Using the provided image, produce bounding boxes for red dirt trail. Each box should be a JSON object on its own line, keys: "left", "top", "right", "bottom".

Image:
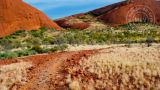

{"left": 0, "top": 50, "right": 97, "bottom": 90}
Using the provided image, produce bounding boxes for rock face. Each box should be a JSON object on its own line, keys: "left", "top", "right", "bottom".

{"left": 0, "top": 0, "right": 61, "bottom": 37}
{"left": 91, "top": 0, "right": 160, "bottom": 25}
{"left": 56, "top": 0, "right": 160, "bottom": 29}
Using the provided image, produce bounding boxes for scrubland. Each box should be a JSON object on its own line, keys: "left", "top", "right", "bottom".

{"left": 0, "top": 23, "right": 160, "bottom": 59}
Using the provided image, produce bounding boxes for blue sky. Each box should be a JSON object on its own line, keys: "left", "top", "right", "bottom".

{"left": 23, "top": 0, "right": 123, "bottom": 20}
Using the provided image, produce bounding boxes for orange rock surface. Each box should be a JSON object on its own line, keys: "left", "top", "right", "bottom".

{"left": 0, "top": 0, "right": 61, "bottom": 37}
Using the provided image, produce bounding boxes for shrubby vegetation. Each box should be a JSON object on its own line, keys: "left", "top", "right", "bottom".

{"left": 0, "top": 44, "right": 68, "bottom": 59}
{"left": 0, "top": 23, "right": 160, "bottom": 59}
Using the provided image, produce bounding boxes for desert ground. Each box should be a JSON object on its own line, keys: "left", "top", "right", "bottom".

{"left": 0, "top": 44, "right": 160, "bottom": 90}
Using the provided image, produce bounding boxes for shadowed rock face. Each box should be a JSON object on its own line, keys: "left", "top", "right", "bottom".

{"left": 0, "top": 0, "right": 61, "bottom": 37}
{"left": 91, "top": 0, "right": 160, "bottom": 25}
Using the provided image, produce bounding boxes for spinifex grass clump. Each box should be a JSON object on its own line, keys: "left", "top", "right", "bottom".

{"left": 66, "top": 47, "right": 160, "bottom": 90}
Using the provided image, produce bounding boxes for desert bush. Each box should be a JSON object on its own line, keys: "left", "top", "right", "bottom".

{"left": 31, "top": 45, "right": 46, "bottom": 53}
{"left": 25, "top": 37, "right": 42, "bottom": 45}
{"left": 120, "top": 22, "right": 138, "bottom": 30}
{"left": 0, "top": 44, "right": 69, "bottom": 59}
{"left": 146, "top": 36, "right": 153, "bottom": 47}
{"left": 0, "top": 37, "right": 12, "bottom": 45}
{"left": 16, "top": 49, "right": 37, "bottom": 57}
{"left": 59, "top": 44, "right": 68, "bottom": 51}
{"left": 39, "top": 27, "right": 48, "bottom": 31}
{"left": 42, "top": 37, "right": 54, "bottom": 44}
{"left": 29, "top": 28, "right": 46, "bottom": 37}
{"left": 64, "top": 33, "right": 77, "bottom": 45}
{"left": 0, "top": 52, "right": 18, "bottom": 59}
{"left": 0, "top": 49, "right": 38, "bottom": 59}
{"left": 52, "top": 36, "right": 67, "bottom": 45}
{"left": 50, "top": 44, "right": 68, "bottom": 52}
{"left": 49, "top": 47, "right": 59, "bottom": 52}
{"left": 11, "top": 30, "right": 26, "bottom": 36}
{"left": 10, "top": 40, "right": 22, "bottom": 48}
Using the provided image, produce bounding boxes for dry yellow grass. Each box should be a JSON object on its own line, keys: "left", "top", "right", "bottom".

{"left": 67, "top": 46, "right": 160, "bottom": 90}
{"left": 66, "top": 44, "right": 123, "bottom": 51}
{"left": 0, "top": 62, "right": 32, "bottom": 90}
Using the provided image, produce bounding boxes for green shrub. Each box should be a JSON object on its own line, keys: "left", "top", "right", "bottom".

{"left": 10, "top": 40, "right": 22, "bottom": 48}
{"left": 42, "top": 37, "right": 54, "bottom": 44}
{"left": 25, "top": 37, "right": 42, "bottom": 45}
{"left": 16, "top": 49, "right": 37, "bottom": 57}
{"left": 39, "top": 27, "right": 48, "bottom": 32}
{"left": 52, "top": 36, "right": 67, "bottom": 45}
{"left": 59, "top": 44, "right": 68, "bottom": 51}
{"left": 146, "top": 36, "right": 153, "bottom": 47}
{"left": 0, "top": 49, "right": 38, "bottom": 59}
{"left": 11, "top": 30, "right": 26, "bottom": 36}
{"left": 0, "top": 52, "right": 18, "bottom": 59}
{"left": 0, "top": 37, "right": 12, "bottom": 45}
{"left": 50, "top": 44, "right": 68, "bottom": 52}
{"left": 29, "top": 29, "right": 45, "bottom": 37}
{"left": 31, "top": 45, "right": 45, "bottom": 53}
{"left": 49, "top": 47, "right": 59, "bottom": 52}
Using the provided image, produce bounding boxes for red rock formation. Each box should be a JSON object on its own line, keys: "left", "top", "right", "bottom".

{"left": 0, "top": 0, "right": 61, "bottom": 37}
{"left": 55, "top": 13, "right": 90, "bottom": 30}
{"left": 56, "top": 0, "right": 160, "bottom": 29}
{"left": 55, "top": 18, "right": 90, "bottom": 30}
{"left": 91, "top": 0, "right": 160, "bottom": 25}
